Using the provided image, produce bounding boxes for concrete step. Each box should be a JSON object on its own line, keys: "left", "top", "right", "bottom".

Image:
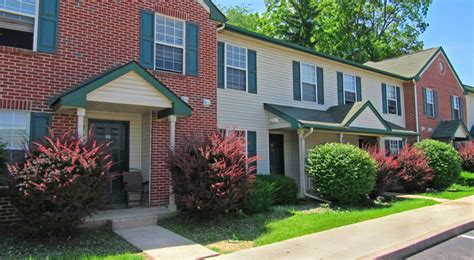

{"left": 112, "top": 215, "right": 158, "bottom": 230}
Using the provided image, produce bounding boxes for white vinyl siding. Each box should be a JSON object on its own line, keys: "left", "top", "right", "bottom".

{"left": 466, "top": 94, "right": 474, "bottom": 129}
{"left": 348, "top": 108, "right": 387, "bottom": 130}
{"left": 218, "top": 31, "right": 406, "bottom": 174}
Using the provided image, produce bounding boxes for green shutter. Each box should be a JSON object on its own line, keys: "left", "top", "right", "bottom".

{"left": 140, "top": 10, "right": 155, "bottom": 69}
{"left": 185, "top": 22, "right": 199, "bottom": 76}
{"left": 37, "top": 0, "right": 60, "bottom": 53}
{"left": 247, "top": 131, "right": 257, "bottom": 169}
{"left": 293, "top": 61, "right": 301, "bottom": 101}
{"left": 384, "top": 140, "right": 390, "bottom": 156}
{"left": 337, "top": 72, "right": 344, "bottom": 105}
{"left": 217, "top": 42, "right": 225, "bottom": 89}
{"left": 398, "top": 140, "right": 404, "bottom": 150}
{"left": 396, "top": 86, "right": 402, "bottom": 116}
{"left": 30, "top": 113, "right": 51, "bottom": 143}
{"left": 422, "top": 88, "right": 428, "bottom": 116}
{"left": 433, "top": 91, "right": 438, "bottom": 118}
{"left": 248, "top": 49, "right": 257, "bottom": 94}
{"left": 317, "top": 67, "right": 324, "bottom": 104}
{"left": 356, "top": 76, "right": 362, "bottom": 101}
{"left": 381, "top": 83, "right": 387, "bottom": 114}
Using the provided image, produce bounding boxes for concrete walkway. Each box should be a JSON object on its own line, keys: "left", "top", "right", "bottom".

{"left": 217, "top": 196, "right": 474, "bottom": 260}
{"left": 115, "top": 226, "right": 218, "bottom": 260}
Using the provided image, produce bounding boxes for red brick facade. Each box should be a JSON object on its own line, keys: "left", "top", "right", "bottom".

{"left": 403, "top": 53, "right": 467, "bottom": 140}
{"left": 0, "top": 1, "right": 218, "bottom": 207}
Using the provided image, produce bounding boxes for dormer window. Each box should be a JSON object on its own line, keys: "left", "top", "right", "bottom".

{"left": 0, "top": 0, "right": 37, "bottom": 50}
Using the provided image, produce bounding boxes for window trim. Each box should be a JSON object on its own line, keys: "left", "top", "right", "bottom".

{"left": 224, "top": 128, "right": 248, "bottom": 155}
{"left": 0, "top": 0, "right": 39, "bottom": 51}
{"left": 153, "top": 13, "right": 186, "bottom": 75}
{"left": 426, "top": 88, "right": 435, "bottom": 118}
{"left": 343, "top": 73, "right": 357, "bottom": 104}
{"left": 0, "top": 110, "right": 31, "bottom": 151}
{"left": 386, "top": 84, "right": 399, "bottom": 115}
{"left": 224, "top": 42, "right": 249, "bottom": 92}
{"left": 299, "top": 62, "right": 318, "bottom": 103}
{"left": 453, "top": 95, "right": 461, "bottom": 120}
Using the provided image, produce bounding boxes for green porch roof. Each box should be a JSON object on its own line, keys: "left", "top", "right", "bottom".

{"left": 48, "top": 61, "right": 192, "bottom": 118}
{"left": 431, "top": 120, "right": 471, "bottom": 140}
{"left": 264, "top": 101, "right": 418, "bottom": 137}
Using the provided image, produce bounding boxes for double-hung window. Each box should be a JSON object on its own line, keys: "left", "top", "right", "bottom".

{"left": 388, "top": 140, "right": 402, "bottom": 155}
{"left": 452, "top": 96, "right": 460, "bottom": 120}
{"left": 155, "top": 15, "right": 185, "bottom": 74}
{"left": 343, "top": 74, "right": 357, "bottom": 104}
{"left": 426, "top": 88, "right": 435, "bottom": 118}
{"left": 0, "top": 110, "right": 30, "bottom": 163}
{"left": 301, "top": 64, "right": 317, "bottom": 102}
{"left": 225, "top": 44, "right": 247, "bottom": 91}
{"left": 387, "top": 85, "right": 398, "bottom": 115}
{"left": 0, "top": 0, "right": 37, "bottom": 50}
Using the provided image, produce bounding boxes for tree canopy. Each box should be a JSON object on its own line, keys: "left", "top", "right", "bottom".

{"left": 221, "top": 0, "right": 432, "bottom": 63}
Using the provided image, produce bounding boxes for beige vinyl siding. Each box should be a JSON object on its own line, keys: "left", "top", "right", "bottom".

{"left": 348, "top": 109, "right": 387, "bottom": 130}
{"left": 85, "top": 111, "right": 142, "bottom": 170}
{"left": 218, "top": 31, "right": 407, "bottom": 175}
{"left": 141, "top": 112, "right": 152, "bottom": 181}
{"left": 466, "top": 93, "right": 474, "bottom": 129}
{"left": 86, "top": 71, "right": 172, "bottom": 108}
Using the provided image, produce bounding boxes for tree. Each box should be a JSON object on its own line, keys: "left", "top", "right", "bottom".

{"left": 219, "top": 4, "right": 261, "bottom": 32}
{"left": 223, "top": 0, "right": 432, "bottom": 63}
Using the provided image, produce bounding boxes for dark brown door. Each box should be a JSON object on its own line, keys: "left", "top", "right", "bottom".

{"left": 269, "top": 134, "right": 285, "bottom": 175}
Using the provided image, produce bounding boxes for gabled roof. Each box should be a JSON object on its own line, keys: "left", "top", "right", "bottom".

{"left": 48, "top": 61, "right": 192, "bottom": 118}
{"left": 431, "top": 120, "right": 471, "bottom": 140}
{"left": 203, "top": 0, "right": 227, "bottom": 23}
{"left": 264, "top": 101, "right": 417, "bottom": 137}
{"left": 364, "top": 48, "right": 439, "bottom": 79}
{"left": 464, "top": 84, "right": 474, "bottom": 93}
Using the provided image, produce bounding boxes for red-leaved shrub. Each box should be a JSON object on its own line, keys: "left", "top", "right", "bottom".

{"left": 459, "top": 141, "right": 474, "bottom": 172}
{"left": 365, "top": 146, "right": 399, "bottom": 198}
{"left": 170, "top": 131, "right": 257, "bottom": 214}
{"left": 7, "top": 130, "right": 112, "bottom": 236}
{"left": 397, "top": 146, "right": 433, "bottom": 193}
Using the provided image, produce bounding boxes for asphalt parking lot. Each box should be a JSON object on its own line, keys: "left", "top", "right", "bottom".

{"left": 408, "top": 230, "right": 474, "bottom": 259}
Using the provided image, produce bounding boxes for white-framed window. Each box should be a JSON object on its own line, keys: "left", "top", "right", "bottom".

{"left": 389, "top": 140, "right": 401, "bottom": 155}
{"left": 0, "top": 110, "right": 30, "bottom": 163}
{"left": 426, "top": 88, "right": 435, "bottom": 118}
{"left": 453, "top": 95, "right": 461, "bottom": 120}
{"left": 221, "top": 128, "right": 248, "bottom": 154}
{"left": 225, "top": 43, "right": 247, "bottom": 91}
{"left": 343, "top": 74, "right": 357, "bottom": 104}
{"left": 301, "top": 63, "right": 317, "bottom": 102}
{"left": 0, "top": 0, "right": 37, "bottom": 50}
{"left": 387, "top": 84, "right": 399, "bottom": 115}
{"left": 155, "top": 14, "right": 185, "bottom": 74}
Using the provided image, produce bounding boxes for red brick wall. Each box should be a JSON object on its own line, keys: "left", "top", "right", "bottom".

{"left": 0, "top": 189, "right": 18, "bottom": 224}
{"left": 403, "top": 53, "right": 466, "bottom": 140}
{"left": 0, "top": 1, "right": 218, "bottom": 207}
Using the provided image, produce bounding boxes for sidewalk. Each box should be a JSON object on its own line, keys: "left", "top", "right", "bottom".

{"left": 217, "top": 196, "right": 474, "bottom": 259}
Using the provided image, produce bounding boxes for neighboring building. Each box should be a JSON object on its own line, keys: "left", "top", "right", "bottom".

{"left": 465, "top": 85, "right": 474, "bottom": 135}
{"left": 0, "top": 0, "right": 226, "bottom": 208}
{"left": 366, "top": 47, "right": 471, "bottom": 143}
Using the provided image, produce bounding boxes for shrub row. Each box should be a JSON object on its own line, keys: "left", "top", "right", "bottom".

{"left": 459, "top": 141, "right": 474, "bottom": 172}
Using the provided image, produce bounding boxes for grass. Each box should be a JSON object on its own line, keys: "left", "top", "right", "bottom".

{"left": 420, "top": 171, "right": 474, "bottom": 200}
{"left": 0, "top": 224, "right": 143, "bottom": 259}
{"left": 159, "top": 198, "right": 437, "bottom": 254}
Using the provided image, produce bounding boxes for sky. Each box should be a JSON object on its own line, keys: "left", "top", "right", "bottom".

{"left": 213, "top": 0, "right": 474, "bottom": 86}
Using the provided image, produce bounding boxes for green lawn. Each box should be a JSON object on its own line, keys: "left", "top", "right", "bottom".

{"left": 159, "top": 199, "right": 437, "bottom": 254}
{"left": 0, "top": 225, "right": 143, "bottom": 259}
{"left": 420, "top": 172, "right": 474, "bottom": 200}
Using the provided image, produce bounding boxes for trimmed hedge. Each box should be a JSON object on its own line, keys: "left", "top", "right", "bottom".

{"left": 257, "top": 175, "right": 298, "bottom": 205}
{"left": 306, "top": 143, "right": 376, "bottom": 204}
{"left": 415, "top": 139, "right": 461, "bottom": 190}
{"left": 242, "top": 177, "right": 274, "bottom": 214}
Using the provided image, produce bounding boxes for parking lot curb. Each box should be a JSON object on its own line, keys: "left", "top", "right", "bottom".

{"left": 360, "top": 220, "right": 474, "bottom": 260}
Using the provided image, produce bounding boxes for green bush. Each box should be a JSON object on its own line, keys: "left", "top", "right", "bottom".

{"left": 459, "top": 172, "right": 474, "bottom": 187}
{"left": 257, "top": 175, "right": 298, "bottom": 205}
{"left": 306, "top": 143, "right": 376, "bottom": 204}
{"left": 415, "top": 139, "right": 462, "bottom": 190}
{"left": 242, "top": 178, "right": 274, "bottom": 214}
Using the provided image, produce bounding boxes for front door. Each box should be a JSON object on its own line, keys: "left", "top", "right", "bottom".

{"left": 269, "top": 134, "right": 285, "bottom": 175}
{"left": 90, "top": 120, "right": 129, "bottom": 206}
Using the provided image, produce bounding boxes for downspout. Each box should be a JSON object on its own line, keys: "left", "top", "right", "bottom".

{"left": 413, "top": 79, "right": 420, "bottom": 142}
{"left": 217, "top": 22, "right": 225, "bottom": 32}
{"left": 298, "top": 128, "right": 331, "bottom": 203}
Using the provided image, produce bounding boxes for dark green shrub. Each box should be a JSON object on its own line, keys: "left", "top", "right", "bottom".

{"left": 7, "top": 130, "right": 112, "bottom": 236}
{"left": 415, "top": 139, "right": 462, "bottom": 190}
{"left": 257, "top": 175, "right": 298, "bottom": 205}
{"left": 306, "top": 143, "right": 376, "bottom": 204}
{"left": 242, "top": 178, "right": 274, "bottom": 214}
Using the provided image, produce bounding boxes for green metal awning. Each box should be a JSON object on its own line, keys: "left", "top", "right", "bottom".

{"left": 264, "top": 101, "right": 418, "bottom": 137}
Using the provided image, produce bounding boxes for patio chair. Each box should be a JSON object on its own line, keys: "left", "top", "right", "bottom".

{"left": 123, "top": 168, "right": 149, "bottom": 207}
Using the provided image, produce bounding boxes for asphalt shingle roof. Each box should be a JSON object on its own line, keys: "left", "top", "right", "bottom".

{"left": 431, "top": 120, "right": 470, "bottom": 140}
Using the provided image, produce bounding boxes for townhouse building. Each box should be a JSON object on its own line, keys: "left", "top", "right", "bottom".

{"left": 0, "top": 0, "right": 471, "bottom": 212}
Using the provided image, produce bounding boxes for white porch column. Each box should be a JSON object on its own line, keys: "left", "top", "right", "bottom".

{"left": 339, "top": 133, "right": 344, "bottom": 143}
{"left": 168, "top": 115, "right": 177, "bottom": 211}
{"left": 298, "top": 129, "right": 306, "bottom": 198}
{"left": 77, "top": 108, "right": 86, "bottom": 137}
